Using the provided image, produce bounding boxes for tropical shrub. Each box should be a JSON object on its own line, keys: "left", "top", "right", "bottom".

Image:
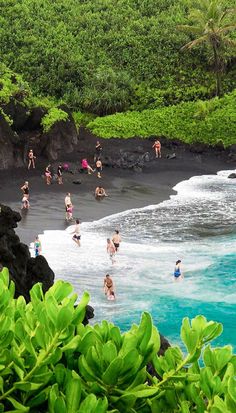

{"left": 88, "top": 90, "right": 236, "bottom": 147}
{"left": 41, "top": 108, "right": 69, "bottom": 133}
{"left": 0, "top": 63, "right": 30, "bottom": 105}
{"left": 0, "top": 0, "right": 235, "bottom": 112}
{"left": 0, "top": 267, "right": 236, "bottom": 412}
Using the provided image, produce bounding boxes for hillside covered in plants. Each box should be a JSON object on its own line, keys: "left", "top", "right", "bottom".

{"left": 0, "top": 0, "right": 235, "bottom": 148}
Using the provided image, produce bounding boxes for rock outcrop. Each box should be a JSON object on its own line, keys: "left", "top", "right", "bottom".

{"left": 0, "top": 204, "right": 94, "bottom": 323}
{"left": 0, "top": 204, "right": 54, "bottom": 301}
{"left": 0, "top": 113, "right": 20, "bottom": 170}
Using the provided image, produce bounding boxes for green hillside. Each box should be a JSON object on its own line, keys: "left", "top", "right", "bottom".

{"left": 0, "top": 0, "right": 235, "bottom": 115}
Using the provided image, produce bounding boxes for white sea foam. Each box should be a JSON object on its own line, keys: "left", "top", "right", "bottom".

{"left": 29, "top": 170, "right": 236, "bottom": 324}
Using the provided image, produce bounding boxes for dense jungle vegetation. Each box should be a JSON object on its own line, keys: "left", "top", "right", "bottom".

{"left": 0, "top": 0, "right": 235, "bottom": 144}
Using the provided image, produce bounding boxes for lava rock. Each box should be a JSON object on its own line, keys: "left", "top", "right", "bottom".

{"left": 228, "top": 173, "right": 236, "bottom": 178}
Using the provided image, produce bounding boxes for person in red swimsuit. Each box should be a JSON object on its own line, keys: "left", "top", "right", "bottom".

{"left": 152, "top": 140, "right": 161, "bottom": 158}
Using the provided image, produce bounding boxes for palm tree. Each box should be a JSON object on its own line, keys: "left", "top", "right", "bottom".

{"left": 177, "top": 0, "right": 236, "bottom": 96}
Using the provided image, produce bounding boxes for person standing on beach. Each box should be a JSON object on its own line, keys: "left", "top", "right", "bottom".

{"left": 45, "top": 165, "right": 52, "bottom": 185}
{"left": 94, "top": 140, "right": 102, "bottom": 162}
{"left": 65, "top": 192, "right": 72, "bottom": 220}
{"left": 57, "top": 164, "right": 63, "bottom": 184}
{"left": 21, "top": 181, "right": 30, "bottom": 209}
{"left": 71, "top": 219, "right": 81, "bottom": 246}
{"left": 152, "top": 140, "right": 161, "bottom": 158}
{"left": 96, "top": 159, "right": 102, "bottom": 178}
{"left": 34, "top": 236, "right": 42, "bottom": 257}
{"left": 107, "top": 238, "right": 116, "bottom": 264}
{"left": 28, "top": 149, "right": 36, "bottom": 169}
{"left": 103, "top": 274, "right": 114, "bottom": 296}
{"left": 173, "top": 260, "right": 183, "bottom": 280}
{"left": 112, "top": 230, "right": 121, "bottom": 252}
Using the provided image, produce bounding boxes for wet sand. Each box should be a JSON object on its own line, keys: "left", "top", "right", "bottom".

{"left": 0, "top": 150, "right": 231, "bottom": 245}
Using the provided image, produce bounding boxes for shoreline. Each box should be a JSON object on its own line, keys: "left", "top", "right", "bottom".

{"left": 1, "top": 145, "right": 232, "bottom": 245}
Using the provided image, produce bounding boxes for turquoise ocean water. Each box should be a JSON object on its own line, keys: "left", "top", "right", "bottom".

{"left": 34, "top": 170, "right": 236, "bottom": 348}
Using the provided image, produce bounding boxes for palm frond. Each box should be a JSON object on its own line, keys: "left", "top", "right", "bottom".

{"left": 181, "top": 35, "right": 208, "bottom": 50}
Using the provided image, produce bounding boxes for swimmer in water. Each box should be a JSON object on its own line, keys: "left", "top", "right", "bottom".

{"left": 103, "top": 274, "right": 114, "bottom": 296}
{"left": 173, "top": 260, "right": 183, "bottom": 280}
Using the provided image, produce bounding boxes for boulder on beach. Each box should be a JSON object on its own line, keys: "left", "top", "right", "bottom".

{"left": 228, "top": 173, "right": 236, "bottom": 179}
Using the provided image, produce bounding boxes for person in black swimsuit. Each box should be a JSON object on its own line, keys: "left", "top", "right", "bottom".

{"left": 94, "top": 140, "right": 102, "bottom": 162}
{"left": 57, "top": 164, "right": 63, "bottom": 184}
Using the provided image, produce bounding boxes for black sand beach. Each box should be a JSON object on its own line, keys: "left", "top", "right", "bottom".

{"left": 0, "top": 146, "right": 231, "bottom": 246}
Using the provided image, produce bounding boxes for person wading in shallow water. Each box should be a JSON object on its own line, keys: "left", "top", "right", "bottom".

{"left": 152, "top": 139, "right": 161, "bottom": 158}
{"left": 107, "top": 238, "right": 116, "bottom": 264}
{"left": 103, "top": 274, "right": 114, "bottom": 296}
{"left": 28, "top": 149, "right": 36, "bottom": 169}
{"left": 173, "top": 260, "right": 183, "bottom": 281}
{"left": 71, "top": 219, "right": 81, "bottom": 246}
{"left": 112, "top": 230, "right": 121, "bottom": 252}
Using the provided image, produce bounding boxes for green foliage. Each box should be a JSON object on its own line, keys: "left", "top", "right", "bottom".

{"left": 177, "top": 0, "right": 236, "bottom": 96}
{"left": 88, "top": 90, "right": 236, "bottom": 147}
{"left": 0, "top": 267, "right": 236, "bottom": 412}
{"left": 0, "top": 0, "right": 235, "bottom": 113}
{"left": 0, "top": 108, "right": 13, "bottom": 126}
{"left": 72, "top": 111, "right": 96, "bottom": 130}
{"left": 41, "top": 108, "right": 69, "bottom": 133}
{"left": 0, "top": 63, "right": 30, "bottom": 105}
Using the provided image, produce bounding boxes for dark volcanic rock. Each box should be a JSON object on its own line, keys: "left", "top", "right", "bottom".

{"left": 0, "top": 204, "right": 94, "bottom": 324}
{"left": 2, "top": 99, "right": 30, "bottom": 131}
{"left": 228, "top": 173, "right": 236, "bottom": 179}
{"left": 0, "top": 204, "right": 54, "bottom": 301}
{"left": 0, "top": 113, "right": 20, "bottom": 169}
{"left": 24, "top": 107, "right": 46, "bottom": 130}
{"left": 42, "top": 106, "right": 78, "bottom": 161}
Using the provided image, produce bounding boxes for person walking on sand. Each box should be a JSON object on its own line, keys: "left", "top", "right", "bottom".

{"left": 28, "top": 149, "right": 36, "bottom": 169}
{"left": 71, "top": 219, "right": 81, "bottom": 246}
{"left": 57, "top": 164, "right": 63, "bottom": 184}
{"left": 107, "top": 238, "right": 116, "bottom": 264}
{"left": 94, "top": 140, "right": 102, "bottom": 162}
{"left": 96, "top": 159, "right": 102, "bottom": 178}
{"left": 95, "top": 186, "right": 108, "bottom": 198}
{"left": 112, "top": 229, "right": 121, "bottom": 252}
{"left": 173, "top": 260, "right": 183, "bottom": 280}
{"left": 103, "top": 274, "right": 114, "bottom": 296}
{"left": 152, "top": 139, "right": 161, "bottom": 158}
{"left": 65, "top": 192, "right": 72, "bottom": 220}
{"left": 34, "top": 235, "right": 42, "bottom": 257}
{"left": 81, "top": 158, "right": 94, "bottom": 175}
{"left": 45, "top": 165, "right": 52, "bottom": 185}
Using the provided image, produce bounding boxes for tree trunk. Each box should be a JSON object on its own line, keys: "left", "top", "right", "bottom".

{"left": 212, "top": 42, "right": 222, "bottom": 97}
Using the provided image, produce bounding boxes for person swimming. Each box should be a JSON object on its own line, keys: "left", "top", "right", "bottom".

{"left": 174, "top": 260, "right": 182, "bottom": 279}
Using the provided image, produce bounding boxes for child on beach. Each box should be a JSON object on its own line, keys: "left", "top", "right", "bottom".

{"left": 66, "top": 203, "right": 73, "bottom": 221}
{"left": 34, "top": 236, "right": 42, "bottom": 257}
{"left": 173, "top": 260, "right": 183, "bottom": 281}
